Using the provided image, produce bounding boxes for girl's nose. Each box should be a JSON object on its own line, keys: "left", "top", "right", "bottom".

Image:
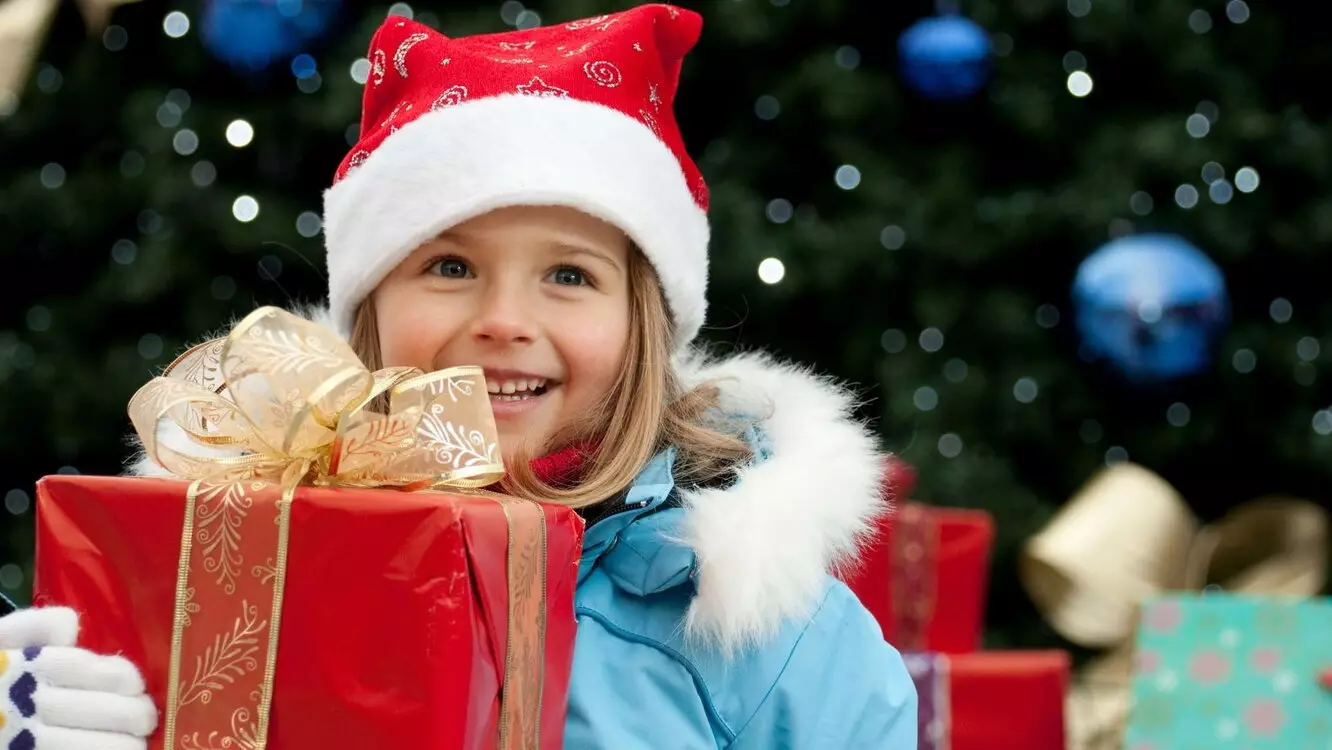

{"left": 468, "top": 285, "right": 538, "bottom": 346}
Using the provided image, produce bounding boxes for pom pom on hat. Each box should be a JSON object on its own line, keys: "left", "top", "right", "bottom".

{"left": 322, "top": 5, "right": 710, "bottom": 348}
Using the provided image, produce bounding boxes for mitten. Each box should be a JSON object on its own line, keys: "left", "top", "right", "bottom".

{"left": 0, "top": 608, "right": 157, "bottom": 750}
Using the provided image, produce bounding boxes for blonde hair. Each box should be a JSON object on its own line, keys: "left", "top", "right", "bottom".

{"left": 349, "top": 248, "right": 752, "bottom": 509}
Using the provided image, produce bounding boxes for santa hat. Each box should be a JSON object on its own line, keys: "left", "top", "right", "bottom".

{"left": 322, "top": 4, "right": 710, "bottom": 347}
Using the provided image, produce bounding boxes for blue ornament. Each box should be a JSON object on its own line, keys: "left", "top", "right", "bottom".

{"left": 200, "top": 0, "right": 340, "bottom": 73}
{"left": 897, "top": 13, "right": 992, "bottom": 100}
{"left": 1072, "top": 234, "right": 1229, "bottom": 383}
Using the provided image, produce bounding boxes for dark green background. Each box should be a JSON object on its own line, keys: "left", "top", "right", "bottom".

{"left": 2, "top": 0, "right": 1329, "bottom": 652}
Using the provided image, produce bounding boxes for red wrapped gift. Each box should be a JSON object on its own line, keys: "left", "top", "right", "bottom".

{"left": 35, "top": 476, "right": 583, "bottom": 750}
{"left": 905, "top": 650, "right": 1069, "bottom": 750}
{"left": 32, "top": 306, "right": 585, "bottom": 749}
{"left": 840, "top": 497, "right": 995, "bottom": 654}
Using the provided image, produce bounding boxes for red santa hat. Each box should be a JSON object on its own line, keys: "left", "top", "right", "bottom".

{"left": 322, "top": 4, "right": 710, "bottom": 347}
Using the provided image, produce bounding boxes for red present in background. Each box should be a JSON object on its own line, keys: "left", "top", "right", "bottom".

{"left": 906, "top": 650, "right": 1069, "bottom": 750}
{"left": 839, "top": 458, "right": 995, "bottom": 653}
{"left": 34, "top": 475, "right": 584, "bottom": 750}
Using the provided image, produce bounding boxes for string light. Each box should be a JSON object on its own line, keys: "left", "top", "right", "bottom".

{"left": 163, "top": 11, "right": 190, "bottom": 38}
{"left": 1167, "top": 402, "right": 1191, "bottom": 427}
{"left": 757, "top": 257, "right": 785, "bottom": 284}
{"left": 111, "top": 239, "right": 138, "bottom": 265}
{"left": 765, "top": 199, "right": 793, "bottom": 223}
{"left": 1066, "top": 71, "right": 1093, "bottom": 97}
{"left": 880, "top": 329, "right": 907, "bottom": 353}
{"left": 1186, "top": 113, "right": 1210, "bottom": 138}
{"left": 1314, "top": 410, "right": 1332, "bottom": 435}
{"left": 913, "top": 386, "right": 939, "bottom": 411}
{"left": 296, "top": 211, "right": 323, "bottom": 237}
{"left": 211, "top": 276, "right": 238, "bottom": 300}
{"left": 350, "top": 58, "right": 371, "bottom": 84}
{"left": 835, "top": 165, "right": 861, "bottom": 190}
{"left": 1130, "top": 191, "right": 1154, "bottom": 215}
{"left": 233, "top": 195, "right": 260, "bottom": 222}
{"left": 173, "top": 129, "right": 199, "bottom": 156}
{"left": 40, "top": 164, "right": 65, "bottom": 189}
{"left": 919, "top": 328, "right": 944, "bottom": 352}
{"left": 880, "top": 225, "right": 906, "bottom": 250}
{"left": 515, "top": 10, "right": 541, "bottom": 29}
{"left": 138, "top": 334, "right": 164, "bottom": 359}
{"left": 944, "top": 358, "right": 969, "bottom": 382}
{"left": 1175, "top": 184, "right": 1200, "bottom": 208}
{"left": 835, "top": 46, "right": 861, "bottom": 70}
{"left": 226, "top": 120, "right": 255, "bottom": 148}
{"left": 1233, "top": 348, "right": 1257, "bottom": 373}
{"left": 4, "top": 489, "right": 29, "bottom": 515}
{"left": 191, "top": 161, "right": 217, "bottom": 187}
{"left": 1235, "top": 167, "right": 1260, "bottom": 192}
{"left": 938, "top": 433, "right": 963, "bottom": 458}
{"left": 103, "top": 26, "right": 129, "bottom": 51}
{"left": 1013, "top": 377, "right": 1039, "bottom": 403}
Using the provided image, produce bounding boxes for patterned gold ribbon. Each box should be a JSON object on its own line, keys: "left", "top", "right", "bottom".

{"left": 129, "top": 306, "right": 517, "bottom": 750}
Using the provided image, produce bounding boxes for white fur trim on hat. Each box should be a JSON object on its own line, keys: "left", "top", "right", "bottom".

{"left": 322, "top": 94, "right": 710, "bottom": 346}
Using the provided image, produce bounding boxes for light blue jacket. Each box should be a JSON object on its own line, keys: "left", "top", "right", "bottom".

{"left": 564, "top": 354, "right": 918, "bottom": 748}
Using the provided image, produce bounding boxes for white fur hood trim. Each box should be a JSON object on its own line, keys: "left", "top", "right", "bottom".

{"left": 127, "top": 306, "right": 890, "bottom": 650}
{"left": 675, "top": 351, "right": 888, "bottom": 649}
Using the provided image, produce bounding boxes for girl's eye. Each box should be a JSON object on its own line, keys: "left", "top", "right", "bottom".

{"left": 549, "top": 266, "right": 591, "bottom": 287}
{"left": 429, "top": 258, "right": 472, "bottom": 279}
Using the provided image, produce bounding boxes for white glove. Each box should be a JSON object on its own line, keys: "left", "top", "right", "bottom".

{"left": 0, "top": 608, "right": 157, "bottom": 750}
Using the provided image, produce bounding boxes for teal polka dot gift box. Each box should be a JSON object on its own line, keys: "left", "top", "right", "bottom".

{"left": 1125, "top": 593, "right": 1332, "bottom": 748}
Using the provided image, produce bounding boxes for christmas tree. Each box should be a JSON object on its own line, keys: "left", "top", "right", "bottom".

{"left": 2, "top": 0, "right": 1328, "bottom": 649}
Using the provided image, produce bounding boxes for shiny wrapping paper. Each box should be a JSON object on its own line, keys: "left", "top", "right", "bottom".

{"left": 34, "top": 475, "right": 584, "bottom": 750}
{"left": 905, "top": 650, "right": 1070, "bottom": 750}
{"left": 841, "top": 502, "right": 994, "bottom": 654}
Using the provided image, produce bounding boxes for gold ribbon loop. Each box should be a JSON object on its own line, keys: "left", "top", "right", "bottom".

{"left": 1019, "top": 462, "right": 1329, "bottom": 749}
{"left": 129, "top": 306, "right": 505, "bottom": 490}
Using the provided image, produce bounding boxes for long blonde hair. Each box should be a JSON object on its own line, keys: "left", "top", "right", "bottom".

{"left": 349, "top": 248, "right": 752, "bottom": 509}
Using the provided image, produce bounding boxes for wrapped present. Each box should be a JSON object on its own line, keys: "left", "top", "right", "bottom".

{"left": 1124, "top": 593, "right": 1332, "bottom": 748}
{"left": 905, "top": 650, "right": 1069, "bottom": 750}
{"left": 32, "top": 307, "right": 584, "bottom": 750}
{"left": 840, "top": 463, "right": 994, "bottom": 653}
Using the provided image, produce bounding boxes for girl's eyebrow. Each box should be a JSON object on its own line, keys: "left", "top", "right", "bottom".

{"left": 554, "top": 243, "right": 623, "bottom": 272}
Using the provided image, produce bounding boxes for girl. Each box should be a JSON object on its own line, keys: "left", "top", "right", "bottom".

{"left": 2, "top": 5, "right": 918, "bottom": 748}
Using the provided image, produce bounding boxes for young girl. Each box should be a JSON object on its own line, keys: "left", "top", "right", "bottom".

{"left": 1, "top": 5, "right": 917, "bottom": 748}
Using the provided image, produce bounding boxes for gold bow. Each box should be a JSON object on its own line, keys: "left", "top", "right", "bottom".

{"left": 129, "top": 305, "right": 505, "bottom": 492}
{"left": 1019, "top": 462, "right": 1328, "bottom": 750}
{"left": 128, "top": 306, "right": 507, "bottom": 749}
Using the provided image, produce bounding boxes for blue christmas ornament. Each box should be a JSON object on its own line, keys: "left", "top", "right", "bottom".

{"left": 201, "top": 0, "right": 340, "bottom": 73}
{"left": 897, "top": 13, "right": 992, "bottom": 100}
{"left": 1072, "top": 234, "right": 1229, "bottom": 383}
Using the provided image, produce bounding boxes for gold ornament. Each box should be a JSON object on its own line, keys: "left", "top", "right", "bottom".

{"left": 0, "top": 0, "right": 141, "bottom": 108}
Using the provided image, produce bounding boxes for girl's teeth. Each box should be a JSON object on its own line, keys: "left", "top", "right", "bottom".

{"left": 487, "top": 378, "right": 549, "bottom": 396}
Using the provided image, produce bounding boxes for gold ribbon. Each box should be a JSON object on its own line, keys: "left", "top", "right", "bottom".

{"left": 129, "top": 306, "right": 513, "bottom": 750}
{"left": 1019, "top": 462, "right": 1329, "bottom": 750}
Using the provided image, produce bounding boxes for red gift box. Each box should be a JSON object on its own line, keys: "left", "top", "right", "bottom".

{"left": 34, "top": 475, "right": 584, "bottom": 750}
{"left": 906, "top": 650, "right": 1069, "bottom": 750}
{"left": 840, "top": 499, "right": 994, "bottom": 654}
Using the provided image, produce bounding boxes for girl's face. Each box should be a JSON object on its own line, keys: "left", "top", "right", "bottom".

{"left": 373, "top": 205, "right": 632, "bottom": 459}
